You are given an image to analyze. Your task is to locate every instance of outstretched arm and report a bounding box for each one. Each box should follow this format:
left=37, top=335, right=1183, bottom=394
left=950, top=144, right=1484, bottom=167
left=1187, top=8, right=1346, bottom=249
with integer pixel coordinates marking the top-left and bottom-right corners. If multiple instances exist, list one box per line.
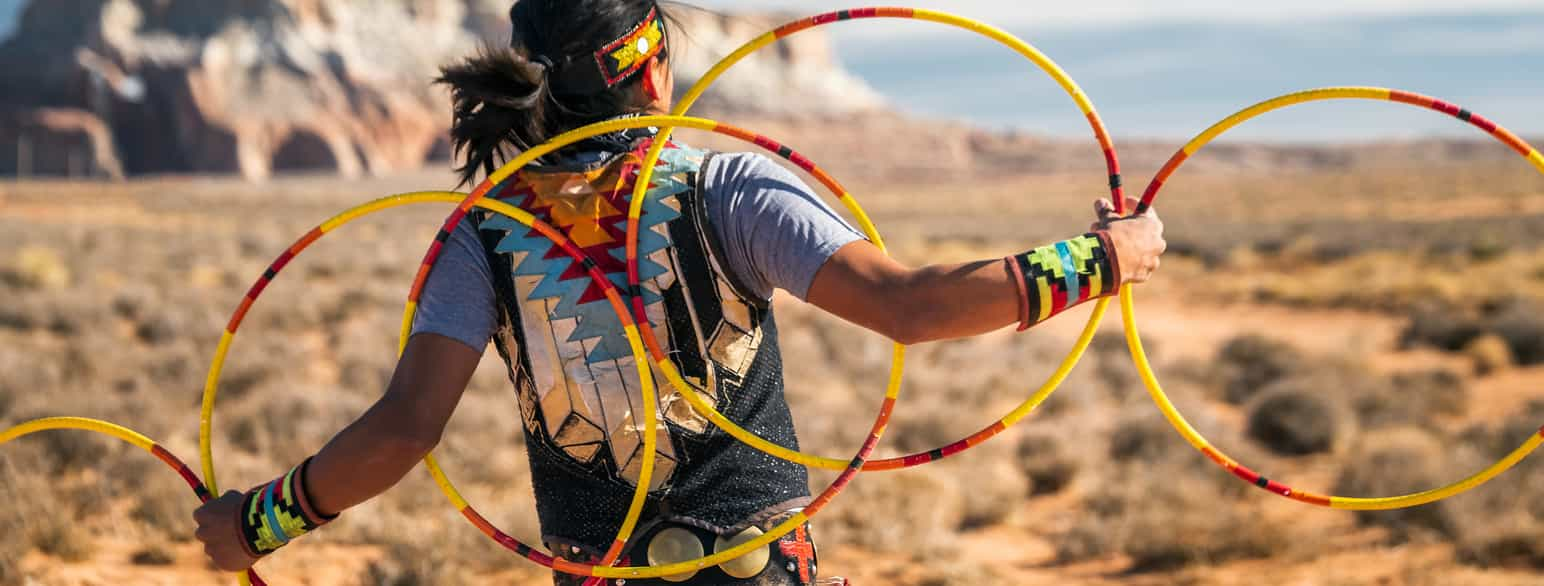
left=193, top=333, right=481, bottom=572
left=807, top=199, right=1165, bottom=345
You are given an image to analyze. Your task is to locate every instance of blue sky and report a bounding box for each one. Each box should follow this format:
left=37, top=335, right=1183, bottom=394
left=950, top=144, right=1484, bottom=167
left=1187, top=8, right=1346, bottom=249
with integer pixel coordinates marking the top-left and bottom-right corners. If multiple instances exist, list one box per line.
left=5, top=0, right=1541, bottom=139
left=693, top=1, right=1544, bottom=140
left=692, top=0, right=1544, bottom=30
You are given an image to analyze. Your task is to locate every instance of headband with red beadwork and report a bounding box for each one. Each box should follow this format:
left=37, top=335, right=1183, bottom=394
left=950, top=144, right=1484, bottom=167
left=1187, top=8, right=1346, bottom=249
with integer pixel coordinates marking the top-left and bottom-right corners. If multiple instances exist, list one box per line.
left=535, top=5, right=667, bottom=97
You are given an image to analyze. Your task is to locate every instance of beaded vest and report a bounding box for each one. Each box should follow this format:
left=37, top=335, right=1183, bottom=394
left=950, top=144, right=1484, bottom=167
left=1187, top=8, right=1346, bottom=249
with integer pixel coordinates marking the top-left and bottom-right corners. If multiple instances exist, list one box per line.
left=472, top=139, right=811, bottom=552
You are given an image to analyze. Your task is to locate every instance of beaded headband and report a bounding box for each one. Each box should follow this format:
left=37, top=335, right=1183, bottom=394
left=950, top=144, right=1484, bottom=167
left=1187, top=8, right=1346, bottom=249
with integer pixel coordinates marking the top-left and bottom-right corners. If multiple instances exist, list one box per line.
left=539, top=6, right=667, bottom=96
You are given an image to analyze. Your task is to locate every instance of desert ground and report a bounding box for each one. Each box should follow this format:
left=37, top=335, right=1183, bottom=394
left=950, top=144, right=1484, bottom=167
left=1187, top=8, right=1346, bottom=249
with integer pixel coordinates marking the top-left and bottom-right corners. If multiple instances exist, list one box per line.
left=2, top=127, right=1543, bottom=585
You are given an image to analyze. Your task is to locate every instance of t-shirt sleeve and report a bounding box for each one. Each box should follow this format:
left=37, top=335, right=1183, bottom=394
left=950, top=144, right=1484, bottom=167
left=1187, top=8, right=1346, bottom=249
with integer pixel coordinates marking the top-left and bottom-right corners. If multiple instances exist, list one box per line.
left=409, top=215, right=499, bottom=352
left=703, top=152, right=866, bottom=301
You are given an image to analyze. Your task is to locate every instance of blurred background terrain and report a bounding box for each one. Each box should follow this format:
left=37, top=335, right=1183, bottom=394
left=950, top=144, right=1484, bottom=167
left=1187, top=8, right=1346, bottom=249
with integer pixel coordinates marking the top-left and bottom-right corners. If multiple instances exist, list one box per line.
left=2, top=1, right=1543, bottom=585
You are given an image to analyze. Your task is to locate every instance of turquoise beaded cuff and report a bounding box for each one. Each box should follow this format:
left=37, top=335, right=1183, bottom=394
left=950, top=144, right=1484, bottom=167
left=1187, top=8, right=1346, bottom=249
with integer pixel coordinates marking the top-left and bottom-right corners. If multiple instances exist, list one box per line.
left=1005, top=231, right=1120, bottom=331
left=237, top=458, right=336, bottom=558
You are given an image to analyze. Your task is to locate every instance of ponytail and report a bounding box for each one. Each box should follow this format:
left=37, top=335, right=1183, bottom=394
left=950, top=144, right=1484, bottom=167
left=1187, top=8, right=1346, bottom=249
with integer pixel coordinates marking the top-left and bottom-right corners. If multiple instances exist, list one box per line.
left=436, top=0, right=680, bottom=187
left=436, top=47, right=555, bottom=188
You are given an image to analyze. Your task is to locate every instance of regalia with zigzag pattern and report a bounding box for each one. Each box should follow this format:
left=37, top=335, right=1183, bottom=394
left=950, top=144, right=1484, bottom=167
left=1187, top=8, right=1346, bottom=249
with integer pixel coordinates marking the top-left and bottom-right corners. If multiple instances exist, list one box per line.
left=471, top=138, right=811, bottom=554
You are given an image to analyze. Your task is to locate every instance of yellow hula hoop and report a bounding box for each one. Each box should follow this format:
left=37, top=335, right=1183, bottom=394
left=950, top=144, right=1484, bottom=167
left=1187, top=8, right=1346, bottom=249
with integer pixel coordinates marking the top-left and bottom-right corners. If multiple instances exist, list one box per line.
left=1126, top=86, right=1544, bottom=510
left=2, top=417, right=268, bottom=585
left=628, top=6, right=1125, bottom=471
left=424, top=114, right=897, bottom=579
left=200, top=191, right=656, bottom=574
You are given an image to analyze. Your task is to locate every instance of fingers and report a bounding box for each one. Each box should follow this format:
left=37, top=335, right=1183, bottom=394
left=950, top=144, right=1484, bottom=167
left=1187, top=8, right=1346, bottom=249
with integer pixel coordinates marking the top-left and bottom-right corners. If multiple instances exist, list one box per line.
left=1093, top=198, right=1118, bottom=222
left=1123, top=197, right=1142, bottom=215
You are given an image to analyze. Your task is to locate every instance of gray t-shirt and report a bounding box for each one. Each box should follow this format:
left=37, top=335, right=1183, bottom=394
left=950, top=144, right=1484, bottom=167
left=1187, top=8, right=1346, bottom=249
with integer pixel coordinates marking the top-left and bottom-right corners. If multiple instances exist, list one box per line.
left=412, top=152, right=864, bottom=351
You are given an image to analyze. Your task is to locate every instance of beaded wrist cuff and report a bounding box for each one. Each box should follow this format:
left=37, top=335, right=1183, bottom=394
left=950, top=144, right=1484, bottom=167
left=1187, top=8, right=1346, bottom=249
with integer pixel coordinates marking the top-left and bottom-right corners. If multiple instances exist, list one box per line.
left=237, top=458, right=337, bottom=558
left=1006, top=231, right=1120, bottom=331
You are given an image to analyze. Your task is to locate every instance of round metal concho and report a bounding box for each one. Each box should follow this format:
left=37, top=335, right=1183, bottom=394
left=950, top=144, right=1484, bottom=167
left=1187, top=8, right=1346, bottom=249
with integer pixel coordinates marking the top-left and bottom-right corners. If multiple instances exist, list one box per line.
left=1125, top=86, right=1544, bottom=510
left=648, top=527, right=706, bottom=583
left=714, top=525, right=771, bottom=579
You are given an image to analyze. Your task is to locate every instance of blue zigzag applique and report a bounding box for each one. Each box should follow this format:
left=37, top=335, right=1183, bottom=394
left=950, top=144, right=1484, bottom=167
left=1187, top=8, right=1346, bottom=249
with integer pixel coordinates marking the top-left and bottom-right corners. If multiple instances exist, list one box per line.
left=481, top=146, right=704, bottom=364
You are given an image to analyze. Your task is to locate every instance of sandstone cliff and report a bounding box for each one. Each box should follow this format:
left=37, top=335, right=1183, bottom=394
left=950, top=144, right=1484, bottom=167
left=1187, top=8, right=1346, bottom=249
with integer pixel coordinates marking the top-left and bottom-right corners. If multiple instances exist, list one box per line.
left=0, top=0, right=886, bottom=180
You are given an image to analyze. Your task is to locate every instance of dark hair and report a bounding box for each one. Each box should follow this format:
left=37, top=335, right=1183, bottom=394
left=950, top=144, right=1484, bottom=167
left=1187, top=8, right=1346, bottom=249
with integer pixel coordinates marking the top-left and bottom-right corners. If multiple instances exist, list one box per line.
left=436, top=0, right=676, bottom=186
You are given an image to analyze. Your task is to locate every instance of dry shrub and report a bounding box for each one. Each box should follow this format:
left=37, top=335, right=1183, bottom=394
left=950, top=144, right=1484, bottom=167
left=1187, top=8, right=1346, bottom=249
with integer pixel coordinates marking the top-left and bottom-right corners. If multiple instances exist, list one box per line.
left=1446, top=404, right=1544, bottom=570
left=0, top=471, right=24, bottom=582
left=1464, top=334, right=1515, bottom=375
left=1402, top=299, right=1544, bottom=366
left=1388, top=369, right=1469, bottom=418
left=0, top=298, right=43, bottom=331
left=40, top=294, right=110, bottom=337
left=0, top=538, right=18, bottom=584
left=33, top=427, right=111, bottom=474
left=818, top=466, right=965, bottom=558
left=111, top=285, right=154, bottom=321
left=1487, top=299, right=1544, bottom=365
left=914, top=565, right=1004, bottom=586
left=945, top=444, right=1028, bottom=530
left=1246, top=382, right=1353, bottom=456
left=0, top=384, right=13, bottom=421
left=2, top=469, right=99, bottom=564
left=1456, top=517, right=1544, bottom=570
left=1109, top=412, right=1187, bottom=464
left=1017, top=431, right=1077, bottom=496
left=131, top=546, right=176, bottom=566
left=126, top=464, right=198, bottom=542
left=7, top=246, right=72, bottom=289
left=1062, top=404, right=1294, bottom=571
left=1058, top=458, right=1290, bottom=571
left=1400, top=302, right=1483, bottom=352
left=1350, top=368, right=1467, bottom=430
left=1333, top=428, right=1456, bottom=542
left=362, top=539, right=477, bottom=586
left=1089, top=330, right=1149, bottom=400
left=29, top=513, right=94, bottom=562
left=1214, top=334, right=1306, bottom=404
left=135, top=307, right=186, bottom=345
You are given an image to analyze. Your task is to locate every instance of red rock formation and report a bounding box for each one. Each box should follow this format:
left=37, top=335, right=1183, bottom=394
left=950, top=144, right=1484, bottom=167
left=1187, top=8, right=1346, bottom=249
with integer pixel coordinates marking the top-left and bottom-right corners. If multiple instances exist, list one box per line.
left=0, top=107, right=125, bottom=180
left=0, top=0, right=887, bottom=181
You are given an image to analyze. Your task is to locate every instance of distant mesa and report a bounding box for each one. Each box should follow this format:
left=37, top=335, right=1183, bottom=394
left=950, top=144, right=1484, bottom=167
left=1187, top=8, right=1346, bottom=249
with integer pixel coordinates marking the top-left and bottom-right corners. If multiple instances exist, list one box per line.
left=0, top=2, right=1532, bottom=182
left=0, top=0, right=886, bottom=181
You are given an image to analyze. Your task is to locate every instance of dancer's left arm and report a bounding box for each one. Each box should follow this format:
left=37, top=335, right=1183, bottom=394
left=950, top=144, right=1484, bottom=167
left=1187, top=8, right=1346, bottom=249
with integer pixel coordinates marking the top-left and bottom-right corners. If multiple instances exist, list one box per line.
left=192, top=334, right=481, bottom=572
left=194, top=217, right=499, bottom=573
